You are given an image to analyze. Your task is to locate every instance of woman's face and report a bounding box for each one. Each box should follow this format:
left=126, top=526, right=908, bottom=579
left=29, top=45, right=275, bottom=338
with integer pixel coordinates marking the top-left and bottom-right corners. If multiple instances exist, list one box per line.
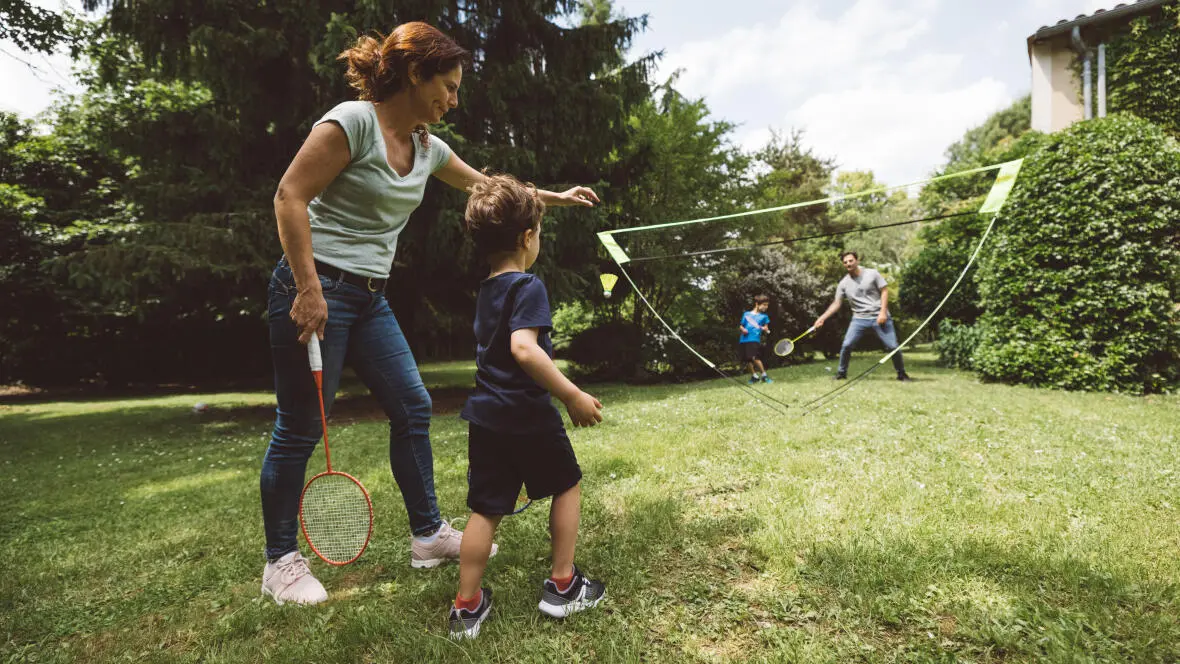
left=415, top=65, right=462, bottom=124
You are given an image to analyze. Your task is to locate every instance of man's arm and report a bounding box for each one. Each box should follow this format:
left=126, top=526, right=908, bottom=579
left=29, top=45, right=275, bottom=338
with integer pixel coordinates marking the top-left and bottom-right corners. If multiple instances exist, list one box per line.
left=814, top=297, right=842, bottom=328
left=877, top=286, right=890, bottom=325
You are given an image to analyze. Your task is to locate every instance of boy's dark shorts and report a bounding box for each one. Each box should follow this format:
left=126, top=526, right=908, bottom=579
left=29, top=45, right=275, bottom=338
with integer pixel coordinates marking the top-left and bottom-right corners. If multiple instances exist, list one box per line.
left=467, top=422, right=583, bottom=516
left=740, top=341, right=763, bottom=361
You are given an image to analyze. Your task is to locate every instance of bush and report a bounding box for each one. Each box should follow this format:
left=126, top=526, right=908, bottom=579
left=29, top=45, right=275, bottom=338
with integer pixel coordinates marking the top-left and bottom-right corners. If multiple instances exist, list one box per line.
left=565, top=320, right=643, bottom=381
left=973, top=114, right=1180, bottom=393
left=715, top=248, right=832, bottom=365
left=934, top=319, right=982, bottom=370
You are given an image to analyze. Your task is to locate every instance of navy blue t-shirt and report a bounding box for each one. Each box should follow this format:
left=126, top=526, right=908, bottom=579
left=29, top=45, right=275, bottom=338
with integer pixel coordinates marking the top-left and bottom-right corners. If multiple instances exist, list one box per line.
left=460, top=272, right=564, bottom=434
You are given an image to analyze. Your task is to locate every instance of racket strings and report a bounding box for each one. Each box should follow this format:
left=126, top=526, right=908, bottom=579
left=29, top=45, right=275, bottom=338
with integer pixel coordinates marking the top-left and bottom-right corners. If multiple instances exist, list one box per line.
left=301, top=473, right=372, bottom=563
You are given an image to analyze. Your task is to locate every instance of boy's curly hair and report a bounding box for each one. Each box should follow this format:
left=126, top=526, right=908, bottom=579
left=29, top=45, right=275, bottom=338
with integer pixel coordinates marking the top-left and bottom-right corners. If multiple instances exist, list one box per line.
left=464, top=173, right=546, bottom=254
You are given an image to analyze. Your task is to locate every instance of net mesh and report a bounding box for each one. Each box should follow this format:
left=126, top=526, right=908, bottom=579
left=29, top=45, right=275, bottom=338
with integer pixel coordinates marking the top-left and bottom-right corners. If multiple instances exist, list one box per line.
left=300, top=472, right=371, bottom=564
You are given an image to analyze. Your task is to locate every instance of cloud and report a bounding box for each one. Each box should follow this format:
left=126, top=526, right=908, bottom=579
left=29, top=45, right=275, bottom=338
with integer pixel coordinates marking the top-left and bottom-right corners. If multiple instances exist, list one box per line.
left=0, top=0, right=86, bottom=119
left=0, top=49, right=79, bottom=118
left=651, top=0, right=1020, bottom=184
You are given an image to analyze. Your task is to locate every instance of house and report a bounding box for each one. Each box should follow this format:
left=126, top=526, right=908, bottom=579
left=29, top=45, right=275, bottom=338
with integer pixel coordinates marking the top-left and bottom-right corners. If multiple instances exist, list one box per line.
left=1027, top=0, right=1170, bottom=132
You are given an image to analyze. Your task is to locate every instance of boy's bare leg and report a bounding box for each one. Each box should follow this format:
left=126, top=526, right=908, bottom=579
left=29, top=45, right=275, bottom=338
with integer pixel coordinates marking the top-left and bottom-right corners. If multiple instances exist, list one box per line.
left=754, top=359, right=766, bottom=374
left=550, top=483, right=581, bottom=579
left=459, top=513, right=502, bottom=600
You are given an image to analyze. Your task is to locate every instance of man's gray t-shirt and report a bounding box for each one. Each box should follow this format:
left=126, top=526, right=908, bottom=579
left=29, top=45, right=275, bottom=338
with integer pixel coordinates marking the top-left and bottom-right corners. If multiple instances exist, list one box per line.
left=836, top=267, right=888, bottom=319
left=307, top=101, right=454, bottom=278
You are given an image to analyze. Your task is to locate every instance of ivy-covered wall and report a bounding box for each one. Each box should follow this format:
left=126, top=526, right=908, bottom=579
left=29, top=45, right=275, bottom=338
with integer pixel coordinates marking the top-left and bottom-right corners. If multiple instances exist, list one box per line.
left=1106, top=2, right=1180, bottom=136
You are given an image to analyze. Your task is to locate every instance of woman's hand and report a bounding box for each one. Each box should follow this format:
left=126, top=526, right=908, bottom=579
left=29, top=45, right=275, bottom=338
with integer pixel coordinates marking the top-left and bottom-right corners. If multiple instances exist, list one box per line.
left=550, top=186, right=600, bottom=207
left=290, top=287, right=328, bottom=344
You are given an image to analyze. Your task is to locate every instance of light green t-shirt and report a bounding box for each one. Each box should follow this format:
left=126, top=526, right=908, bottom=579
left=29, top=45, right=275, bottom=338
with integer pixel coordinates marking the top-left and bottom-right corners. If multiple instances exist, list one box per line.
left=308, top=101, right=454, bottom=278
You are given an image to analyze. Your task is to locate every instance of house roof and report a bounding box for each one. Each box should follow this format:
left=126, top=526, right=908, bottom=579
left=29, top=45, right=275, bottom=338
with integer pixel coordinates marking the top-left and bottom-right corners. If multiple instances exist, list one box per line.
left=1027, top=0, right=1170, bottom=48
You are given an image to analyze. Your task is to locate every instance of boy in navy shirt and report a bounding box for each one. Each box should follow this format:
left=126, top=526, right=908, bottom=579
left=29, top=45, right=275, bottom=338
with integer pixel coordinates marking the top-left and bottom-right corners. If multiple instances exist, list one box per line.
left=740, top=295, right=773, bottom=384
left=449, top=174, right=606, bottom=639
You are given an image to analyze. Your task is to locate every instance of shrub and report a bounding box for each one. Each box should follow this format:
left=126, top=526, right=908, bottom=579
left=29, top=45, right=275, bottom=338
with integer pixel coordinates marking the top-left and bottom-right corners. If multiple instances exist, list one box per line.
left=973, top=114, right=1180, bottom=393
left=934, top=319, right=982, bottom=370
left=565, top=320, right=643, bottom=381
left=715, top=248, right=832, bottom=365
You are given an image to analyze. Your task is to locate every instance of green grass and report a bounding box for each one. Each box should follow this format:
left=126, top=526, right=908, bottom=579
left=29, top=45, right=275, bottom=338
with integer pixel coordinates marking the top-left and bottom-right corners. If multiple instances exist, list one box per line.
left=2, top=351, right=1178, bottom=663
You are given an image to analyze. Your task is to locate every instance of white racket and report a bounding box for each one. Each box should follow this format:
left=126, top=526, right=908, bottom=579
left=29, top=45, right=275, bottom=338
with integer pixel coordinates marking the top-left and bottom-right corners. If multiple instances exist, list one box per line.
left=773, top=326, right=817, bottom=357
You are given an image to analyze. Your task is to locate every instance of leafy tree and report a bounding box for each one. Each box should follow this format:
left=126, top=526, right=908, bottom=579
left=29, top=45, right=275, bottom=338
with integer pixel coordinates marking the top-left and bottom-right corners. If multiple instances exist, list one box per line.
left=0, top=0, right=72, bottom=53
left=569, top=78, right=753, bottom=379
left=0, top=108, right=130, bottom=384
left=750, top=129, right=839, bottom=268
left=974, top=114, right=1180, bottom=394
left=829, top=170, right=919, bottom=273
left=902, top=97, right=1045, bottom=327
left=13, top=0, right=653, bottom=384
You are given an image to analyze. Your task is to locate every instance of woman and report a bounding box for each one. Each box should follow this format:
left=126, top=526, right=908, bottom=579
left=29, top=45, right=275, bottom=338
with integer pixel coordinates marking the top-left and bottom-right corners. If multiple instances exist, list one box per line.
left=260, top=21, right=600, bottom=606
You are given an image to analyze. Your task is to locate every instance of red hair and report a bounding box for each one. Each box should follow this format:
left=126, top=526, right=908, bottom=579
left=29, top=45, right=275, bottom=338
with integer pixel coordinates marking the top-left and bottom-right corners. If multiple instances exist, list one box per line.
left=338, top=22, right=470, bottom=102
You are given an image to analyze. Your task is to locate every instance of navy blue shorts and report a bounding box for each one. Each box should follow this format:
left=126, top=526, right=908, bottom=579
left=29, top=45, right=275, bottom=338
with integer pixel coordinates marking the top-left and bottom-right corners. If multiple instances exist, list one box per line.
left=740, top=341, right=763, bottom=361
left=466, top=423, right=583, bottom=515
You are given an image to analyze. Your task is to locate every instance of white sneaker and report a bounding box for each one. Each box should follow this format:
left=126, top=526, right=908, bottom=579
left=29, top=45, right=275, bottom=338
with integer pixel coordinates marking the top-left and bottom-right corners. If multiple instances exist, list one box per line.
left=411, top=520, right=498, bottom=569
left=261, top=551, right=328, bottom=605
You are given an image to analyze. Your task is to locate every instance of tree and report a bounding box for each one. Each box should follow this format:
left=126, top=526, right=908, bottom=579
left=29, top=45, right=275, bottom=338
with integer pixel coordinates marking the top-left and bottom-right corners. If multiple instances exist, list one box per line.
left=19, top=0, right=654, bottom=384
left=902, top=97, right=1044, bottom=327
left=566, top=78, right=754, bottom=378
left=0, top=0, right=72, bottom=53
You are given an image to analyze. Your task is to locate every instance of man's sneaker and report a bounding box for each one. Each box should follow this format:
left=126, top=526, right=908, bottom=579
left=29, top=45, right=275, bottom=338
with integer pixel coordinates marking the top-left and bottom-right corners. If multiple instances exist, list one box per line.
left=897, top=373, right=913, bottom=382
left=832, top=373, right=847, bottom=380
left=448, top=587, right=493, bottom=640
left=261, top=551, right=328, bottom=606
left=411, top=520, right=498, bottom=569
left=762, top=375, right=774, bottom=384
left=748, top=376, right=759, bottom=385
left=538, top=566, right=606, bottom=618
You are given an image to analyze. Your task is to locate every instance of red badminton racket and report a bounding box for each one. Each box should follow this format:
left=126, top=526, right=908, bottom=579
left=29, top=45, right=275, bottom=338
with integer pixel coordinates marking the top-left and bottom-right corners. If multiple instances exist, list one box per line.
left=299, top=335, right=373, bottom=565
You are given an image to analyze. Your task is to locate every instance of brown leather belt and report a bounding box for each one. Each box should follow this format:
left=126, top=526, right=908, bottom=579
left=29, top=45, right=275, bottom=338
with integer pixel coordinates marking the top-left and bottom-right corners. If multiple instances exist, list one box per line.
left=314, top=259, right=387, bottom=293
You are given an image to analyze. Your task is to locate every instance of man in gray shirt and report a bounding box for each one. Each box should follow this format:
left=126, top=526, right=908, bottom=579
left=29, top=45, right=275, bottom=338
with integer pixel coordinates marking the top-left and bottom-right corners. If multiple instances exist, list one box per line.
left=813, top=251, right=911, bottom=381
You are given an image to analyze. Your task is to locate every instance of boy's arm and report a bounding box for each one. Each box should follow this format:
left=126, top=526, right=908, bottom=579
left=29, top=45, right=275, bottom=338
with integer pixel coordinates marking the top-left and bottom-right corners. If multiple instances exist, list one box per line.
left=510, top=328, right=603, bottom=427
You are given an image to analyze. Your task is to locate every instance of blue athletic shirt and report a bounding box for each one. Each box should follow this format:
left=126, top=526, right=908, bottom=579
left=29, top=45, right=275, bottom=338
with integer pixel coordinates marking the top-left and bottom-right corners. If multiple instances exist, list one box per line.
left=460, top=272, right=564, bottom=434
left=739, top=311, right=770, bottom=343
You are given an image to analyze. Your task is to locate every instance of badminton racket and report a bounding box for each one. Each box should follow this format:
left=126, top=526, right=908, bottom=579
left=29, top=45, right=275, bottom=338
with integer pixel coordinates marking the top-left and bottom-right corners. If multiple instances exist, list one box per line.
left=773, top=326, right=817, bottom=357
left=299, top=335, right=374, bottom=565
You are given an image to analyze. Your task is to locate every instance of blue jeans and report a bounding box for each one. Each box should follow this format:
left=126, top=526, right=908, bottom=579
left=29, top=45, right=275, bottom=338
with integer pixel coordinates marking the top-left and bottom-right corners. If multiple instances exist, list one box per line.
left=837, top=317, right=906, bottom=376
left=260, top=257, right=441, bottom=560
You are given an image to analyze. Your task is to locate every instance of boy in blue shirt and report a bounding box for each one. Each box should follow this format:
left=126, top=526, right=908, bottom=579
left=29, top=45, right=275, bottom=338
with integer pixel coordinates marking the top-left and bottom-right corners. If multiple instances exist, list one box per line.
left=449, top=174, right=606, bottom=639
left=739, top=295, right=773, bottom=384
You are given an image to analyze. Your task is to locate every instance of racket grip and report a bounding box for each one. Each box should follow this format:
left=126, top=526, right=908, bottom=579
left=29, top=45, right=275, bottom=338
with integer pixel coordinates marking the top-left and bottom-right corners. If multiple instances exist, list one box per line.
left=307, top=334, right=323, bottom=372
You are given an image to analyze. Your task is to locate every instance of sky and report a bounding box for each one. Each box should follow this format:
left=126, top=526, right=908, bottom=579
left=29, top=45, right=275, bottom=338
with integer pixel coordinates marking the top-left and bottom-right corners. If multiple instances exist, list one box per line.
left=2, top=0, right=1112, bottom=185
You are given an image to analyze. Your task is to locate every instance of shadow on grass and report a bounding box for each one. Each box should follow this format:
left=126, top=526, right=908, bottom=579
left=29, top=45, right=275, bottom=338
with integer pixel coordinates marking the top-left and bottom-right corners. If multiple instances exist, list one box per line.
left=788, top=533, right=1180, bottom=660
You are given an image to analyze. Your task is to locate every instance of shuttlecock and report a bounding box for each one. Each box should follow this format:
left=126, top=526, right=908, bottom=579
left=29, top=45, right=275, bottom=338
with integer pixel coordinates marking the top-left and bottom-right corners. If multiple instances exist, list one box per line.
left=192, top=402, right=209, bottom=414
left=600, top=273, right=618, bottom=299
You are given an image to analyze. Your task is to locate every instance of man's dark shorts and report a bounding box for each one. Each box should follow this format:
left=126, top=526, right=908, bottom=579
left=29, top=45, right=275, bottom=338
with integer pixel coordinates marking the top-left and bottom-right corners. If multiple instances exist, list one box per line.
left=466, top=422, right=583, bottom=515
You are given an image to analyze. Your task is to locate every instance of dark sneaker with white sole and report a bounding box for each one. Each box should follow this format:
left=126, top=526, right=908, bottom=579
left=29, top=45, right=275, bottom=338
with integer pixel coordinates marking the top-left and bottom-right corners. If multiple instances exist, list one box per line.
left=538, top=566, right=606, bottom=618
left=448, top=587, right=493, bottom=640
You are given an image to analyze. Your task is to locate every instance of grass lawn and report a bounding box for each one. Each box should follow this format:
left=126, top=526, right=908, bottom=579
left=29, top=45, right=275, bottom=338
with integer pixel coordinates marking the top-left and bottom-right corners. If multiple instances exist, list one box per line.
left=2, top=351, right=1178, bottom=663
